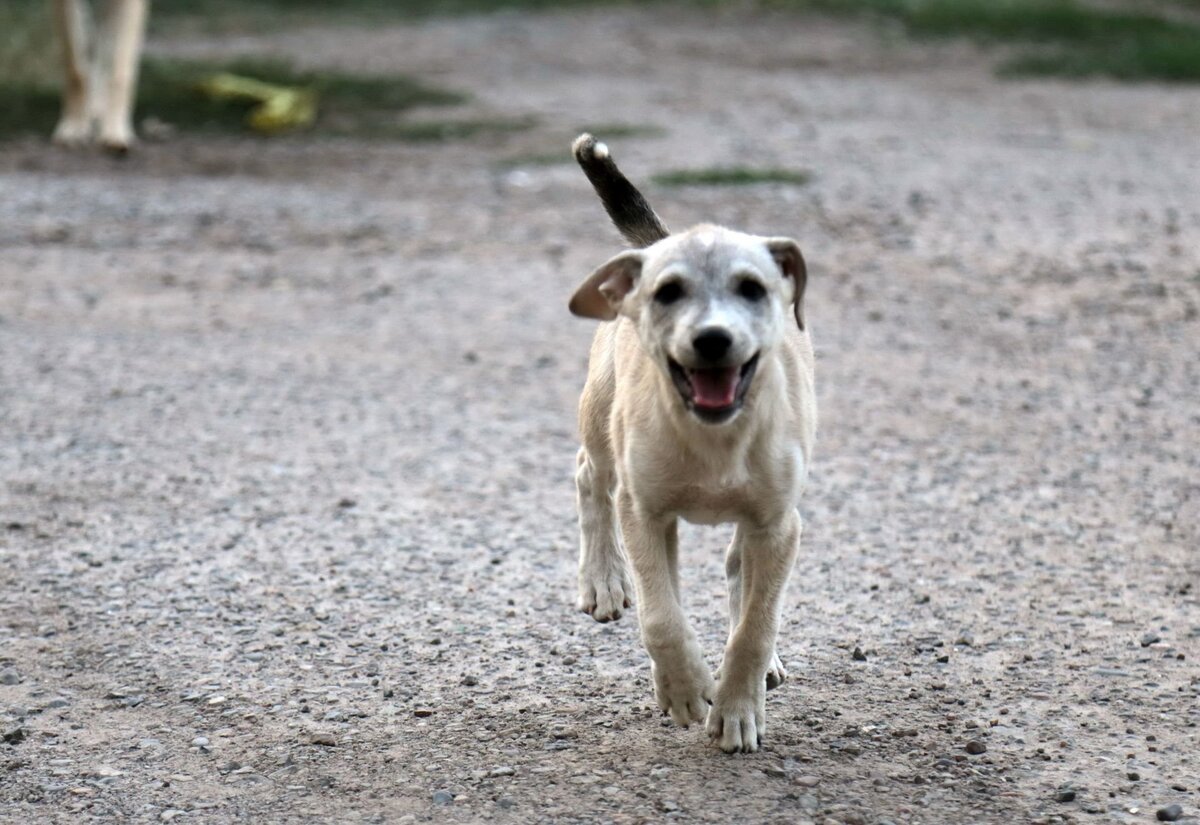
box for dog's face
[571,225,806,424]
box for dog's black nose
[692,328,733,362]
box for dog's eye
[737,279,766,302]
[654,282,684,305]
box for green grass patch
[0,4,58,89]
[1000,34,1200,81]
[652,166,811,187]
[149,0,645,33]
[0,55,478,141]
[777,0,1200,82]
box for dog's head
[570,225,806,425]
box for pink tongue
[689,367,739,408]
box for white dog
[51,0,148,152]
[569,135,817,753]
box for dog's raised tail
[572,133,670,249]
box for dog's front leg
[617,490,713,727]
[724,534,788,691]
[708,510,801,753]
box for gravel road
[1,7,1198,824]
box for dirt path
[2,7,1198,824]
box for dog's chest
[651,456,761,525]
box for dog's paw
[577,568,632,623]
[651,655,714,728]
[765,652,787,691]
[715,651,787,691]
[706,680,766,754]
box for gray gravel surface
[2,7,1198,824]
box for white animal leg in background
[96,0,148,151]
[617,491,714,727]
[707,510,801,753]
[52,0,93,145]
[575,448,632,622]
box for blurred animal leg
[97,0,148,152]
[52,0,93,145]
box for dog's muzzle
[668,353,760,424]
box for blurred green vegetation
[652,167,812,187]
[785,0,1200,81]
[1,0,1199,143]
[0,53,494,140]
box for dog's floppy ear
[764,237,808,331]
[569,250,644,321]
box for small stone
[461,675,479,687]
[1157,804,1184,822]
[1054,787,1076,803]
[308,733,336,747]
[0,670,19,686]
[1141,632,1162,647]
[432,790,454,805]
[794,775,820,788]
[3,727,25,745]
[497,797,515,810]
[489,766,515,777]
[413,709,434,718]
[852,647,867,662]
[764,764,787,779]
[46,698,70,709]
[1128,771,1141,781]
[160,810,184,821]
[191,737,209,748]
[965,740,987,755]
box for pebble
[1141,632,1162,647]
[794,775,820,788]
[852,647,867,661]
[46,698,70,709]
[489,766,515,777]
[432,790,454,805]
[309,733,337,747]
[3,726,26,745]
[1157,805,1184,822]
[1054,787,1076,803]
[160,810,184,821]
[964,740,987,755]
[0,670,18,686]
[413,709,434,718]
[191,737,209,748]
[497,797,515,810]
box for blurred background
[1,2,1197,823]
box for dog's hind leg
[723,533,788,691]
[575,447,632,622]
[708,510,802,753]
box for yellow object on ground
[196,73,317,133]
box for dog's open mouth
[668,353,759,424]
